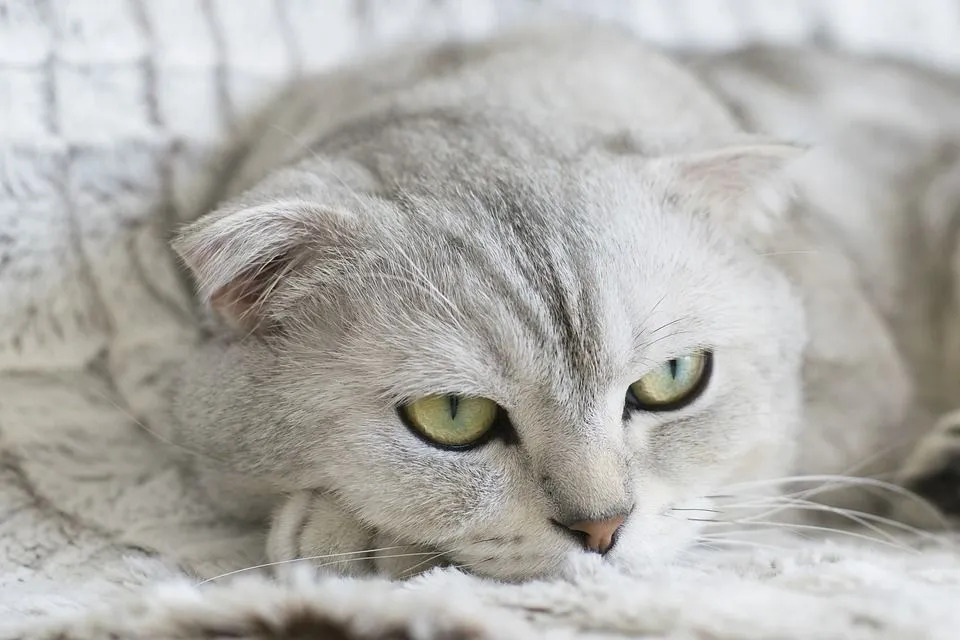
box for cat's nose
[566,514,626,554]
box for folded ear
[650,141,806,234]
[173,200,352,333]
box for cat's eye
[399,395,501,448]
[626,351,712,412]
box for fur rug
[3,1,960,638]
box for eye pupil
[449,395,460,418]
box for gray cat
[167,21,960,580]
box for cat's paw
[268,490,377,577]
[895,410,960,524]
[267,491,446,578]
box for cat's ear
[173,200,351,332]
[651,141,806,233]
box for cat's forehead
[352,172,748,404]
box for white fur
[167,23,820,581]
[169,22,960,581]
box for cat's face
[176,144,806,580]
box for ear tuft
[652,140,807,234]
[173,200,322,332]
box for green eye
[627,351,712,411]
[399,395,500,448]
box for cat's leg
[267,490,377,577]
[894,410,960,526]
[895,152,960,526]
[267,490,446,578]
[368,533,447,578]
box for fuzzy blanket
[4,1,960,638]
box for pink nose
[567,515,626,554]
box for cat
[165,21,960,581]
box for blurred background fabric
[3,0,960,370]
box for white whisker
[704,518,922,553]
[396,550,449,579]
[716,496,944,545]
[693,537,793,553]
[717,473,945,524]
[449,556,495,572]
[671,507,721,513]
[196,544,424,585]
[313,550,449,572]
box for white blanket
[3,1,960,638]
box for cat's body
[167,22,960,580]
[694,48,960,506]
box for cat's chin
[456,520,699,582]
[414,531,693,582]
[268,489,704,582]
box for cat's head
[174,134,806,580]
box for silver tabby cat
[167,22,960,580]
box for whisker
[207,535,506,585]
[716,496,945,544]
[313,551,446,572]
[398,536,513,578]
[725,500,904,547]
[387,240,464,328]
[449,556,495,572]
[671,508,720,513]
[641,293,668,327]
[646,316,687,338]
[700,527,807,539]
[703,518,922,554]
[196,544,424,585]
[635,328,692,352]
[390,537,502,579]
[718,473,944,523]
[692,538,793,553]
[396,550,449,579]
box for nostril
[568,514,626,555]
[570,527,591,547]
[551,518,587,547]
[606,524,623,555]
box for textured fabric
[3,1,960,637]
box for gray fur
[167,22,960,580]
